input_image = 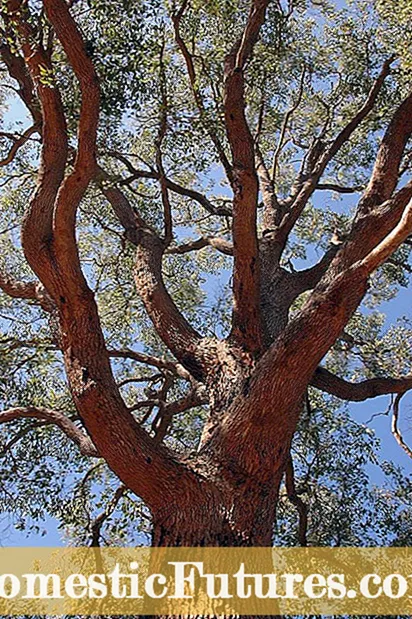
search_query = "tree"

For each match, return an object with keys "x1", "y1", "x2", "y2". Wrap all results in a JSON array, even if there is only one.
[{"x1": 0, "y1": 0, "x2": 411, "y2": 554}]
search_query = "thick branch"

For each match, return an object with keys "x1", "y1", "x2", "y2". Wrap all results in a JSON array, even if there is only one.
[
  {"x1": 224, "y1": 0, "x2": 270, "y2": 353},
  {"x1": 43, "y1": 0, "x2": 100, "y2": 293},
  {"x1": 8, "y1": 2, "x2": 210, "y2": 512},
  {"x1": 135, "y1": 230, "x2": 206, "y2": 380},
  {"x1": 360, "y1": 194, "x2": 412, "y2": 273},
  {"x1": 293, "y1": 244, "x2": 341, "y2": 293},
  {"x1": 312, "y1": 367, "x2": 412, "y2": 401},
  {"x1": 97, "y1": 173, "x2": 207, "y2": 379},
  {"x1": 331, "y1": 181, "x2": 412, "y2": 276},
  {"x1": 234, "y1": 0, "x2": 270, "y2": 70},
  {"x1": 6, "y1": 0, "x2": 68, "y2": 277},
  {"x1": 359, "y1": 90, "x2": 412, "y2": 214}
]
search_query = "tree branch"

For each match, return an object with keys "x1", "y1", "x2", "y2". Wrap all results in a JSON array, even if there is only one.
[
  {"x1": 391, "y1": 393, "x2": 412, "y2": 460},
  {"x1": 171, "y1": 3, "x2": 233, "y2": 183},
  {"x1": 0, "y1": 267, "x2": 55, "y2": 312},
  {"x1": 0, "y1": 407, "x2": 98, "y2": 457},
  {"x1": 272, "y1": 57, "x2": 393, "y2": 255},
  {"x1": 234, "y1": 0, "x2": 271, "y2": 70},
  {"x1": 153, "y1": 387, "x2": 207, "y2": 444},
  {"x1": 42, "y1": 0, "x2": 100, "y2": 294},
  {"x1": 90, "y1": 485, "x2": 127, "y2": 547},
  {"x1": 293, "y1": 244, "x2": 341, "y2": 293},
  {"x1": 271, "y1": 65, "x2": 306, "y2": 181},
  {"x1": 285, "y1": 456, "x2": 308, "y2": 547},
  {"x1": 316, "y1": 182, "x2": 363, "y2": 194},
  {"x1": 359, "y1": 192, "x2": 412, "y2": 274},
  {"x1": 311, "y1": 367, "x2": 412, "y2": 401},
  {"x1": 0, "y1": 32, "x2": 42, "y2": 124},
  {"x1": 224, "y1": 0, "x2": 270, "y2": 353},
  {"x1": 97, "y1": 172, "x2": 207, "y2": 380},
  {"x1": 166, "y1": 236, "x2": 233, "y2": 256},
  {"x1": 6, "y1": 1, "x2": 211, "y2": 513},
  {"x1": 106, "y1": 154, "x2": 231, "y2": 216},
  {"x1": 0, "y1": 124, "x2": 40, "y2": 167},
  {"x1": 256, "y1": 145, "x2": 282, "y2": 232},
  {"x1": 359, "y1": 90, "x2": 412, "y2": 214},
  {"x1": 6, "y1": 0, "x2": 68, "y2": 280},
  {"x1": 155, "y1": 38, "x2": 173, "y2": 246},
  {"x1": 108, "y1": 348, "x2": 192, "y2": 381}
]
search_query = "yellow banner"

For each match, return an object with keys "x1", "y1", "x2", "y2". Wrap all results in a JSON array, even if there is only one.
[{"x1": 0, "y1": 547, "x2": 411, "y2": 615}]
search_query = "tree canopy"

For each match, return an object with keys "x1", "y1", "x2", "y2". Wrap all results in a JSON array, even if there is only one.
[{"x1": 0, "y1": 0, "x2": 411, "y2": 563}]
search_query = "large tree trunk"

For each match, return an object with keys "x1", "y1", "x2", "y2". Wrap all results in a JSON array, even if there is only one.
[
  {"x1": 151, "y1": 460, "x2": 284, "y2": 548},
  {"x1": 150, "y1": 480, "x2": 283, "y2": 618}
]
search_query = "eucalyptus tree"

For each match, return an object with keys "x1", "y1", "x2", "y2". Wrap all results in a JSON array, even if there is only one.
[{"x1": 0, "y1": 0, "x2": 411, "y2": 550}]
